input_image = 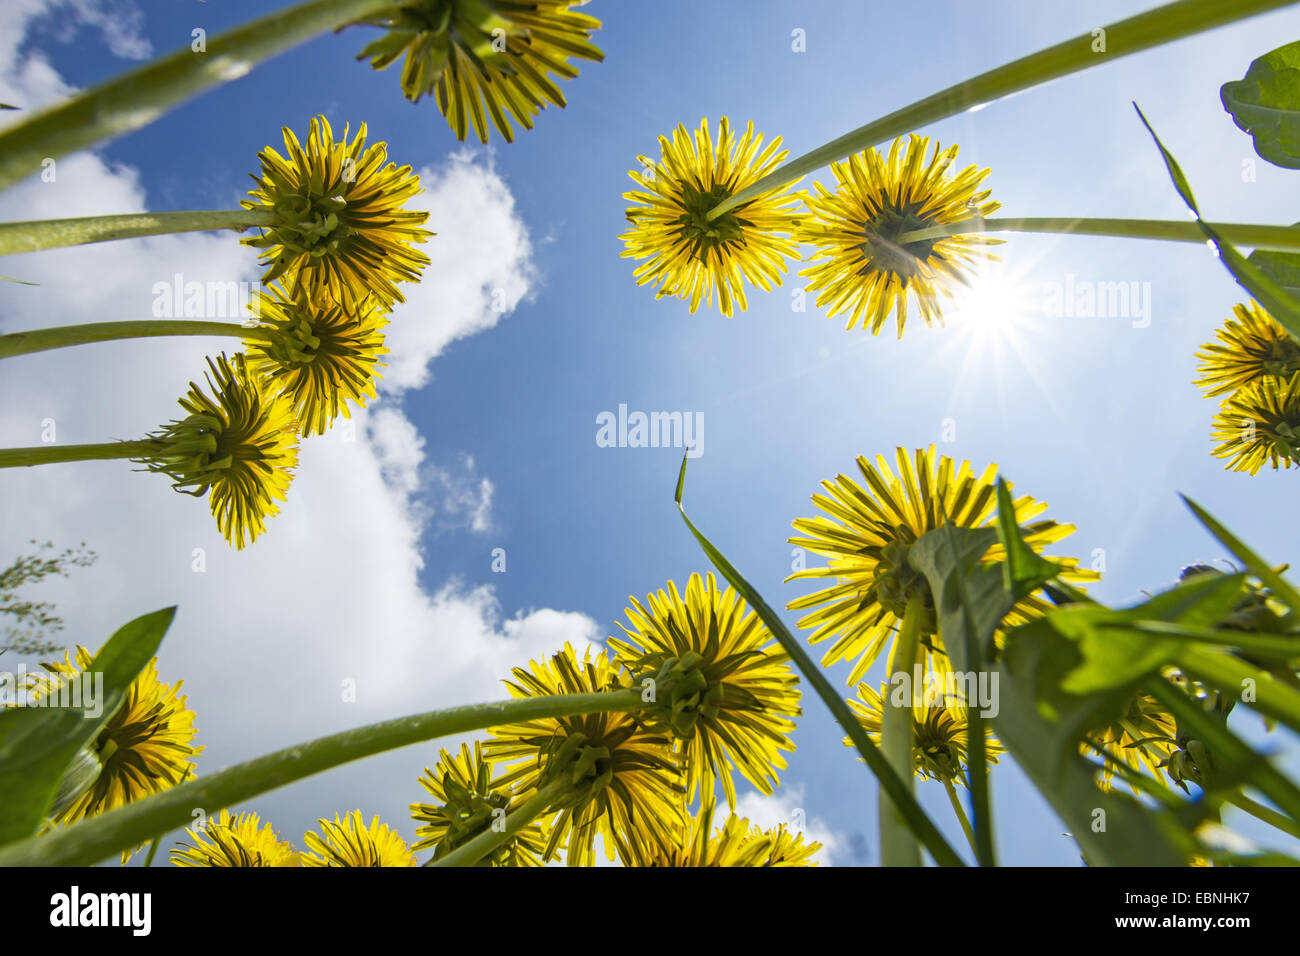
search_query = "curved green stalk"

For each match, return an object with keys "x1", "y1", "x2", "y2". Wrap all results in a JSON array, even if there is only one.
[
  {"x1": 880, "y1": 593, "x2": 924, "y2": 867},
  {"x1": 0, "y1": 689, "x2": 642, "y2": 867},
  {"x1": 706, "y1": 0, "x2": 1298, "y2": 221},
  {"x1": 897, "y1": 218, "x2": 1300, "y2": 250},
  {"x1": 0, "y1": 0, "x2": 399, "y2": 195},
  {"x1": 0, "y1": 210, "x2": 274, "y2": 257},
  {"x1": 943, "y1": 777, "x2": 978, "y2": 856},
  {"x1": 0, "y1": 440, "x2": 165, "y2": 469},
  {"x1": 1224, "y1": 791, "x2": 1300, "y2": 840},
  {"x1": 427, "y1": 778, "x2": 570, "y2": 868},
  {"x1": 0, "y1": 319, "x2": 271, "y2": 360}
]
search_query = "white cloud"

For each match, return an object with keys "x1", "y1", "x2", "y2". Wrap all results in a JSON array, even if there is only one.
[
  {"x1": 734, "y1": 785, "x2": 842, "y2": 866},
  {"x1": 0, "y1": 2, "x2": 592, "y2": 853}
]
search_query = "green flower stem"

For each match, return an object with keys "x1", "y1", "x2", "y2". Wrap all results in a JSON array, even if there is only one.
[
  {"x1": 880, "y1": 592, "x2": 925, "y2": 867},
  {"x1": 0, "y1": 689, "x2": 642, "y2": 867},
  {"x1": 1224, "y1": 791, "x2": 1300, "y2": 841},
  {"x1": 897, "y1": 218, "x2": 1300, "y2": 250},
  {"x1": 0, "y1": 319, "x2": 272, "y2": 360},
  {"x1": 942, "y1": 777, "x2": 978, "y2": 857},
  {"x1": 0, "y1": 440, "x2": 165, "y2": 469},
  {"x1": 427, "y1": 777, "x2": 571, "y2": 868},
  {"x1": 0, "y1": 0, "x2": 400, "y2": 194},
  {"x1": 0, "y1": 210, "x2": 275, "y2": 257},
  {"x1": 673, "y1": 456, "x2": 964, "y2": 866},
  {"x1": 705, "y1": 0, "x2": 1297, "y2": 222}
]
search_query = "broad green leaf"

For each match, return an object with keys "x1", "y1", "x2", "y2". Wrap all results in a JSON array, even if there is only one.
[
  {"x1": 0, "y1": 606, "x2": 174, "y2": 846},
  {"x1": 1222, "y1": 40, "x2": 1300, "y2": 169},
  {"x1": 1250, "y1": 243, "x2": 1300, "y2": 300},
  {"x1": 1135, "y1": 103, "x2": 1300, "y2": 343},
  {"x1": 992, "y1": 479, "x2": 1062, "y2": 601},
  {"x1": 1057, "y1": 572, "x2": 1248, "y2": 693}
]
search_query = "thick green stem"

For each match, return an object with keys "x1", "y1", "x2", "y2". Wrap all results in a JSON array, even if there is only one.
[
  {"x1": 0, "y1": 210, "x2": 274, "y2": 257},
  {"x1": 897, "y1": 218, "x2": 1300, "y2": 250},
  {"x1": 1224, "y1": 791, "x2": 1300, "y2": 840},
  {"x1": 706, "y1": 0, "x2": 1298, "y2": 221},
  {"x1": 943, "y1": 777, "x2": 978, "y2": 857},
  {"x1": 880, "y1": 592, "x2": 925, "y2": 867},
  {"x1": 0, "y1": 0, "x2": 400, "y2": 194},
  {"x1": 0, "y1": 689, "x2": 642, "y2": 867},
  {"x1": 428, "y1": 778, "x2": 570, "y2": 868},
  {"x1": 0, "y1": 440, "x2": 164, "y2": 469},
  {"x1": 0, "y1": 319, "x2": 270, "y2": 360}
]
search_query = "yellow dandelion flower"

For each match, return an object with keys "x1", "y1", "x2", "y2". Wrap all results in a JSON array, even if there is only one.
[
  {"x1": 1195, "y1": 301, "x2": 1300, "y2": 397},
  {"x1": 1211, "y1": 372, "x2": 1300, "y2": 473},
  {"x1": 607, "y1": 572, "x2": 800, "y2": 807},
  {"x1": 301, "y1": 810, "x2": 417, "y2": 867},
  {"x1": 787, "y1": 446, "x2": 1097, "y2": 685},
  {"x1": 143, "y1": 353, "x2": 298, "y2": 550},
  {"x1": 242, "y1": 115, "x2": 432, "y2": 308},
  {"x1": 411, "y1": 740, "x2": 548, "y2": 866},
  {"x1": 352, "y1": 0, "x2": 604, "y2": 143},
  {"x1": 28, "y1": 647, "x2": 201, "y2": 862},
  {"x1": 847, "y1": 680, "x2": 1002, "y2": 784},
  {"x1": 485, "y1": 644, "x2": 686, "y2": 866},
  {"x1": 646, "y1": 797, "x2": 821, "y2": 867},
  {"x1": 171, "y1": 809, "x2": 299, "y2": 867},
  {"x1": 621, "y1": 117, "x2": 803, "y2": 317},
  {"x1": 1084, "y1": 691, "x2": 1179, "y2": 790},
  {"x1": 798, "y1": 134, "x2": 1001, "y2": 337},
  {"x1": 244, "y1": 284, "x2": 388, "y2": 437}
]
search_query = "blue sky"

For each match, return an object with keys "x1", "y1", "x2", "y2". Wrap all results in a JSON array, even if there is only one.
[{"x1": 3, "y1": 0, "x2": 1300, "y2": 865}]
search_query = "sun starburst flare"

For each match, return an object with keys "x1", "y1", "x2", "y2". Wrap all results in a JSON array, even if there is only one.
[
  {"x1": 301, "y1": 811, "x2": 417, "y2": 867},
  {"x1": 27, "y1": 647, "x2": 201, "y2": 862},
  {"x1": 171, "y1": 809, "x2": 300, "y2": 867},
  {"x1": 1211, "y1": 372, "x2": 1300, "y2": 473},
  {"x1": 798, "y1": 134, "x2": 1001, "y2": 337},
  {"x1": 142, "y1": 353, "x2": 299, "y2": 550},
  {"x1": 621, "y1": 117, "x2": 803, "y2": 317},
  {"x1": 352, "y1": 0, "x2": 604, "y2": 143},
  {"x1": 787, "y1": 446, "x2": 1097, "y2": 685},
  {"x1": 241, "y1": 115, "x2": 432, "y2": 308},
  {"x1": 484, "y1": 644, "x2": 686, "y2": 867},
  {"x1": 607, "y1": 572, "x2": 800, "y2": 808},
  {"x1": 245, "y1": 283, "x2": 388, "y2": 437}
]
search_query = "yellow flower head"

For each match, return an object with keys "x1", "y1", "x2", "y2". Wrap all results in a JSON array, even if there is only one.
[
  {"x1": 242, "y1": 115, "x2": 432, "y2": 308},
  {"x1": 1084, "y1": 691, "x2": 1178, "y2": 790},
  {"x1": 352, "y1": 0, "x2": 604, "y2": 143},
  {"x1": 29, "y1": 647, "x2": 201, "y2": 862},
  {"x1": 171, "y1": 809, "x2": 300, "y2": 867},
  {"x1": 621, "y1": 117, "x2": 803, "y2": 317},
  {"x1": 847, "y1": 679, "x2": 1003, "y2": 784},
  {"x1": 411, "y1": 740, "x2": 548, "y2": 866},
  {"x1": 485, "y1": 644, "x2": 686, "y2": 866},
  {"x1": 798, "y1": 134, "x2": 1001, "y2": 337},
  {"x1": 1211, "y1": 372, "x2": 1300, "y2": 473},
  {"x1": 245, "y1": 284, "x2": 388, "y2": 437},
  {"x1": 144, "y1": 353, "x2": 298, "y2": 550},
  {"x1": 1195, "y1": 301, "x2": 1300, "y2": 397},
  {"x1": 607, "y1": 573, "x2": 800, "y2": 808},
  {"x1": 646, "y1": 796, "x2": 821, "y2": 867},
  {"x1": 302, "y1": 811, "x2": 417, "y2": 867},
  {"x1": 787, "y1": 446, "x2": 1097, "y2": 685}
]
